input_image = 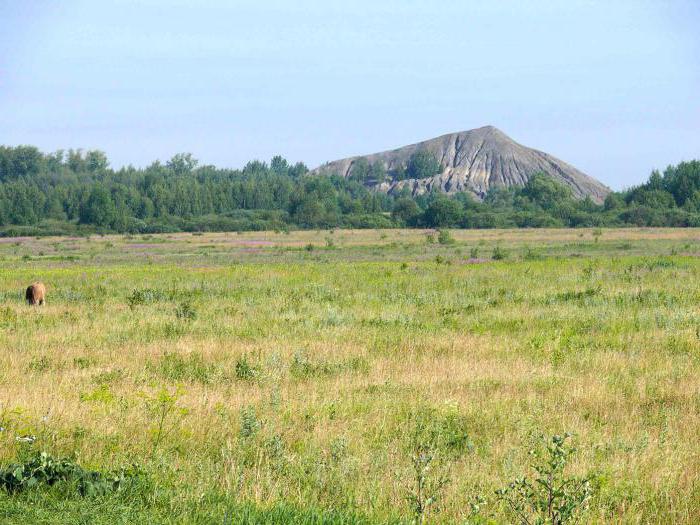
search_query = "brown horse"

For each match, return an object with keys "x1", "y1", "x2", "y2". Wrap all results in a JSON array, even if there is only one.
[{"x1": 25, "y1": 282, "x2": 46, "y2": 306}]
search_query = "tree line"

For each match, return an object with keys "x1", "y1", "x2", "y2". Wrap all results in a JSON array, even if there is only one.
[{"x1": 0, "y1": 145, "x2": 698, "y2": 236}]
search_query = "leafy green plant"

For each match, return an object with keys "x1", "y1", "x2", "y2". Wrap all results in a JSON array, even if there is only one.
[
  {"x1": 469, "y1": 247, "x2": 479, "y2": 259},
  {"x1": 495, "y1": 434, "x2": 593, "y2": 525},
  {"x1": 0, "y1": 451, "x2": 134, "y2": 497}
]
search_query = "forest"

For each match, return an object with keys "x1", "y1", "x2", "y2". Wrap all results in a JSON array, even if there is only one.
[{"x1": 0, "y1": 145, "x2": 699, "y2": 235}]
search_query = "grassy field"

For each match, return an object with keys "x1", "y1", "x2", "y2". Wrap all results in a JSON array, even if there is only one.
[{"x1": 0, "y1": 228, "x2": 699, "y2": 524}]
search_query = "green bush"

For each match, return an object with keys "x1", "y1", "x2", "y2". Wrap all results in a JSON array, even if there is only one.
[
  {"x1": 0, "y1": 452, "x2": 135, "y2": 497},
  {"x1": 492, "y1": 246, "x2": 507, "y2": 260},
  {"x1": 437, "y1": 229, "x2": 455, "y2": 245}
]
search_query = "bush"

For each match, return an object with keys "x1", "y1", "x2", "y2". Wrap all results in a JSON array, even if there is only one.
[
  {"x1": 492, "y1": 246, "x2": 507, "y2": 260},
  {"x1": 127, "y1": 288, "x2": 167, "y2": 308},
  {"x1": 235, "y1": 356, "x2": 260, "y2": 381},
  {"x1": 437, "y1": 229, "x2": 455, "y2": 245},
  {"x1": 0, "y1": 451, "x2": 135, "y2": 497}
]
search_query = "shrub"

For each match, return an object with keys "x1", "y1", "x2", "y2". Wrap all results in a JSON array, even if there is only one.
[
  {"x1": 127, "y1": 288, "x2": 166, "y2": 309},
  {"x1": 437, "y1": 229, "x2": 455, "y2": 245},
  {"x1": 492, "y1": 246, "x2": 507, "y2": 260},
  {"x1": 235, "y1": 356, "x2": 260, "y2": 381}
]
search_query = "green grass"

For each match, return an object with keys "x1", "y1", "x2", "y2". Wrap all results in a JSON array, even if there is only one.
[{"x1": 0, "y1": 229, "x2": 699, "y2": 523}]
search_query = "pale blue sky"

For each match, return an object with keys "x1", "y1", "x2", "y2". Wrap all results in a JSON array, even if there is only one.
[{"x1": 1, "y1": 1, "x2": 698, "y2": 189}]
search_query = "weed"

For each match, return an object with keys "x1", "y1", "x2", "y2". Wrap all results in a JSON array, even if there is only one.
[
  {"x1": 27, "y1": 356, "x2": 52, "y2": 373},
  {"x1": 156, "y1": 352, "x2": 217, "y2": 384},
  {"x1": 175, "y1": 300, "x2": 197, "y2": 321},
  {"x1": 127, "y1": 288, "x2": 166, "y2": 308},
  {"x1": 235, "y1": 356, "x2": 261, "y2": 381},
  {"x1": 495, "y1": 434, "x2": 593, "y2": 524},
  {"x1": 492, "y1": 246, "x2": 508, "y2": 260},
  {"x1": 239, "y1": 405, "x2": 261, "y2": 440},
  {"x1": 405, "y1": 447, "x2": 449, "y2": 525},
  {"x1": 143, "y1": 387, "x2": 188, "y2": 455}
]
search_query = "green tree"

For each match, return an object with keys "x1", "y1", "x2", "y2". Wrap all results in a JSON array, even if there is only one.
[
  {"x1": 167, "y1": 153, "x2": 198, "y2": 175},
  {"x1": 367, "y1": 162, "x2": 387, "y2": 185},
  {"x1": 521, "y1": 173, "x2": 572, "y2": 210},
  {"x1": 86, "y1": 150, "x2": 109, "y2": 172},
  {"x1": 80, "y1": 186, "x2": 116, "y2": 227},
  {"x1": 349, "y1": 158, "x2": 370, "y2": 183},
  {"x1": 406, "y1": 151, "x2": 442, "y2": 180},
  {"x1": 392, "y1": 197, "x2": 421, "y2": 224},
  {"x1": 270, "y1": 155, "x2": 289, "y2": 176},
  {"x1": 423, "y1": 198, "x2": 462, "y2": 227}
]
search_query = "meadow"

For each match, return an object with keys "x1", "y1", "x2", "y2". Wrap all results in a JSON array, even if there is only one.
[{"x1": 0, "y1": 228, "x2": 699, "y2": 524}]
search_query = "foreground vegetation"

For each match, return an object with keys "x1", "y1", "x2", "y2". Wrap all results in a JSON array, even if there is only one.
[
  {"x1": 0, "y1": 228, "x2": 699, "y2": 523},
  {"x1": 1, "y1": 145, "x2": 699, "y2": 235}
]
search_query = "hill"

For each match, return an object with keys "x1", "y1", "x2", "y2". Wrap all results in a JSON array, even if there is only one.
[{"x1": 314, "y1": 126, "x2": 610, "y2": 202}]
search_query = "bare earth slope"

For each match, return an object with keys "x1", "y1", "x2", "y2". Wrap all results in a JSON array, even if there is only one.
[{"x1": 313, "y1": 126, "x2": 610, "y2": 202}]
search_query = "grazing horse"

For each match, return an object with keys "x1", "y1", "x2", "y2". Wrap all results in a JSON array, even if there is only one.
[{"x1": 25, "y1": 282, "x2": 46, "y2": 306}]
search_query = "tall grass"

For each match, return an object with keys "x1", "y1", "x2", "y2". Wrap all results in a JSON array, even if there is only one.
[{"x1": 0, "y1": 229, "x2": 699, "y2": 523}]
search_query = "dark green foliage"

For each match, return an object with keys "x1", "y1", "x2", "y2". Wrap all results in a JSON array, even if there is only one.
[
  {"x1": 0, "y1": 452, "x2": 133, "y2": 497},
  {"x1": 0, "y1": 144, "x2": 697, "y2": 233},
  {"x1": 437, "y1": 229, "x2": 455, "y2": 245},
  {"x1": 423, "y1": 198, "x2": 462, "y2": 227},
  {"x1": 402, "y1": 151, "x2": 442, "y2": 180},
  {"x1": 392, "y1": 198, "x2": 421, "y2": 225},
  {"x1": 349, "y1": 158, "x2": 370, "y2": 183}
]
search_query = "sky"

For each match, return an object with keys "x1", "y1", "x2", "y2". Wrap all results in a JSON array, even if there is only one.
[{"x1": 0, "y1": 1, "x2": 698, "y2": 190}]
